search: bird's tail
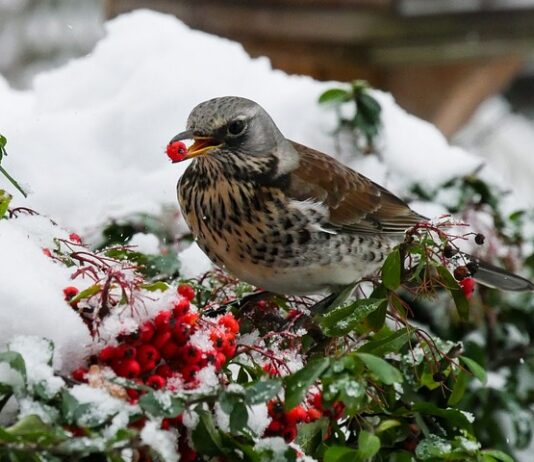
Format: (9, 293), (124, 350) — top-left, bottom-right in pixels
(466, 254), (534, 292)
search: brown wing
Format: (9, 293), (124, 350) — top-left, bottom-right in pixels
(287, 141), (426, 235)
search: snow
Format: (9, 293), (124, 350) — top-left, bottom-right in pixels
(0, 216), (91, 371)
(178, 242), (213, 279)
(129, 232), (160, 254)
(7, 336), (64, 398)
(140, 420), (179, 462)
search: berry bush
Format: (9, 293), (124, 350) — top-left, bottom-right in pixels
(2, 90), (534, 462)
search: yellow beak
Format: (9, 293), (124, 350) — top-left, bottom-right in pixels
(184, 136), (222, 160)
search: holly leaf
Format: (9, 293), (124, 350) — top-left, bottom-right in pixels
(284, 358), (330, 410)
(447, 370), (469, 406)
(355, 352), (402, 385)
(324, 446), (359, 462)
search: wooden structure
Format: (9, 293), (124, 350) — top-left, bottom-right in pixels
(106, 0), (534, 136)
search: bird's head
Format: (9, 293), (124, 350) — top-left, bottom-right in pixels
(168, 96), (291, 164)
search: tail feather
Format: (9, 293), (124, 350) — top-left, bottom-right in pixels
(466, 255), (534, 292)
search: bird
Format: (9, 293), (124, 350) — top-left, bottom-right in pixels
(168, 96), (534, 297)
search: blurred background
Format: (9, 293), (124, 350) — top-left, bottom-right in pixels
(3, 0), (534, 135)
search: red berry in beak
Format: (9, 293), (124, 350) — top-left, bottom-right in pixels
(166, 141), (188, 163)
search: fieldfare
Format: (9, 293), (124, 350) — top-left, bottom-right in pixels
(169, 96), (534, 295)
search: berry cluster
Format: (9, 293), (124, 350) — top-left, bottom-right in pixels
(72, 283), (239, 394)
(265, 393), (344, 442)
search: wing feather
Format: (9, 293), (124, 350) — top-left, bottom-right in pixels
(287, 141), (425, 235)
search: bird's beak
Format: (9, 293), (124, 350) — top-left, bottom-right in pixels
(170, 130), (222, 160)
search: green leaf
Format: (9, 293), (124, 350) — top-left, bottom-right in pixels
(319, 298), (386, 337)
(324, 446), (359, 462)
(437, 266), (469, 321)
(481, 449), (514, 462)
(296, 419), (329, 455)
(192, 410), (224, 457)
(415, 435), (453, 459)
(447, 370), (469, 406)
(0, 351), (27, 384)
(382, 248), (402, 290)
(69, 284), (102, 304)
(138, 391), (184, 418)
(358, 328), (411, 355)
(245, 379), (282, 405)
(355, 352), (402, 385)
(0, 189), (12, 219)
(141, 281), (169, 292)
(284, 358), (330, 410)
(412, 402), (472, 431)
(460, 356), (487, 384)
(358, 430), (380, 459)
(229, 401), (248, 434)
(318, 89), (350, 105)
(7, 415), (60, 444)
(357, 92), (382, 121)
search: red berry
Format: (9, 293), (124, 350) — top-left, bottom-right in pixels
(310, 393), (323, 411)
(173, 297), (190, 317)
(115, 344), (137, 360)
(286, 406), (307, 424)
(218, 314), (239, 334)
(263, 363), (278, 376)
(69, 233), (82, 244)
(126, 388), (139, 403)
(154, 310), (173, 331)
(177, 284), (195, 301)
(137, 344), (161, 365)
(156, 364), (173, 378)
(166, 141), (188, 163)
(180, 312), (199, 327)
(283, 425), (297, 442)
(140, 359), (157, 373)
(71, 367), (88, 382)
(222, 337), (237, 358)
(181, 364), (201, 382)
(161, 418), (171, 430)
(42, 248), (52, 258)
(172, 323), (192, 345)
(63, 286), (79, 301)
(161, 341), (180, 360)
(266, 419), (283, 433)
(138, 321), (156, 343)
(98, 346), (116, 364)
(213, 352), (226, 370)
(153, 331), (172, 350)
(287, 309), (300, 319)
(210, 330), (225, 350)
(181, 344), (202, 364)
(146, 374), (166, 390)
(117, 359), (141, 379)
(460, 277), (476, 300)
(306, 408), (322, 422)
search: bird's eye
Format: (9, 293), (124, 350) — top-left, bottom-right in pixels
(227, 119), (246, 136)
